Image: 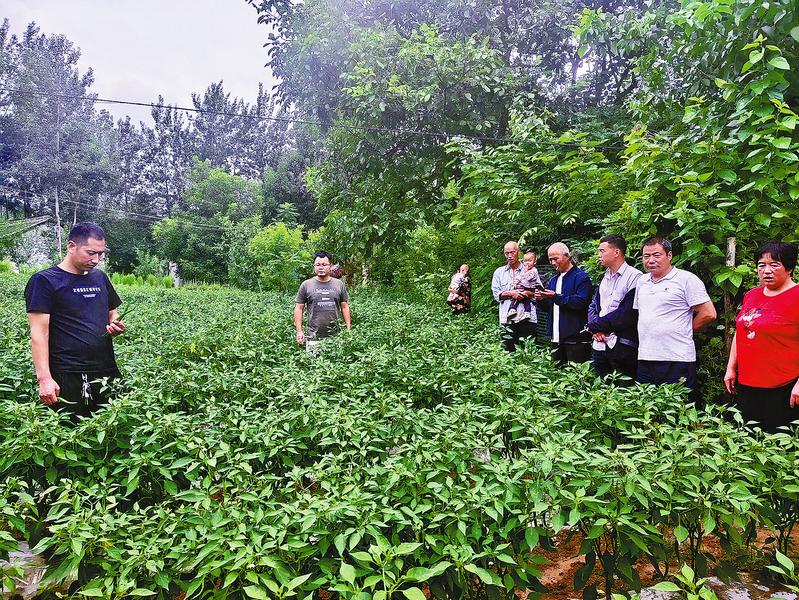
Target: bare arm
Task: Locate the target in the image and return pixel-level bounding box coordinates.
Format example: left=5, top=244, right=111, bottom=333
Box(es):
left=724, top=332, right=738, bottom=394
left=28, top=312, right=60, bottom=405
left=692, top=301, right=717, bottom=331
left=294, top=303, right=305, bottom=345
left=341, top=302, right=351, bottom=330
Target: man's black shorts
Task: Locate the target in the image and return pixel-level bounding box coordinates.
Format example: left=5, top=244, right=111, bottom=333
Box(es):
left=50, top=370, right=121, bottom=422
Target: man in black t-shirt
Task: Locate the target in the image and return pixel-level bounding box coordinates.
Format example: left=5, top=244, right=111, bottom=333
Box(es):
left=25, top=222, right=126, bottom=420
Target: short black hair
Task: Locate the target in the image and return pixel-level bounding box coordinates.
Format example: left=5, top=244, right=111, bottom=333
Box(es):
left=68, top=222, right=105, bottom=244
left=313, top=251, right=333, bottom=263
left=600, top=234, right=627, bottom=255
left=642, top=236, right=672, bottom=254
left=755, top=241, right=797, bottom=273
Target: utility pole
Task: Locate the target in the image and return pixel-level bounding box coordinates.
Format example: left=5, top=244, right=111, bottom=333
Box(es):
left=54, top=85, right=63, bottom=260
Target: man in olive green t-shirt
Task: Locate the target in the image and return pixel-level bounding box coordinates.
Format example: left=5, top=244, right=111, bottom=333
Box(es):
left=294, top=251, right=351, bottom=346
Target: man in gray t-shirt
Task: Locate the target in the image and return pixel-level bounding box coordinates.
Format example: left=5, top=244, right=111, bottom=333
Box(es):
left=294, top=251, right=351, bottom=345
left=633, top=237, right=716, bottom=402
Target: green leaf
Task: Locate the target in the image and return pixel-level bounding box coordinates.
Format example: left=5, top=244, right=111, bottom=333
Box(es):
left=402, top=587, right=427, bottom=600
left=155, top=572, right=170, bottom=589
left=674, top=525, right=689, bottom=543
left=288, top=574, right=312, bottom=590
left=754, top=213, right=771, bottom=227
left=395, top=542, right=422, bottom=556
left=334, top=533, right=346, bottom=556
left=773, top=137, right=793, bottom=149
left=351, top=551, right=373, bottom=563
left=464, top=564, right=501, bottom=587
left=170, top=457, right=194, bottom=469
left=587, top=524, right=605, bottom=539
left=76, top=589, right=104, bottom=597
left=524, top=528, right=539, bottom=550
left=341, top=563, right=356, bottom=585
left=776, top=551, right=795, bottom=573
left=792, top=27, right=799, bottom=43
left=128, top=590, right=157, bottom=597
left=652, top=582, right=681, bottom=592
left=244, top=585, right=269, bottom=600
left=769, top=56, right=790, bottom=70
left=406, top=562, right=451, bottom=582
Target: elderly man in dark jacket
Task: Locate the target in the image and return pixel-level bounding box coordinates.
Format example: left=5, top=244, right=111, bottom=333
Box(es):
left=535, top=242, right=593, bottom=365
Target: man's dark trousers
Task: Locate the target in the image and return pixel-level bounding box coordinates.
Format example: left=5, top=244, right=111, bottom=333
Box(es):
left=501, top=321, right=537, bottom=352
left=592, top=343, right=638, bottom=383
left=637, top=360, right=699, bottom=405
left=551, top=342, right=591, bottom=365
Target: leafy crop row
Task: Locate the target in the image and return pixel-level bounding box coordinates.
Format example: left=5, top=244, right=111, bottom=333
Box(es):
left=1, top=274, right=798, bottom=600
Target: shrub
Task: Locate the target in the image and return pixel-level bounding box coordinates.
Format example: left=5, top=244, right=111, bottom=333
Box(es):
left=132, top=248, right=167, bottom=278
left=247, top=222, right=310, bottom=292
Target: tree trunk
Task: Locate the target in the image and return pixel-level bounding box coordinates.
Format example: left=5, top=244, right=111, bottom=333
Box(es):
left=55, top=187, right=62, bottom=260
left=169, top=261, right=182, bottom=287
left=724, top=236, right=736, bottom=351
left=55, top=93, right=63, bottom=260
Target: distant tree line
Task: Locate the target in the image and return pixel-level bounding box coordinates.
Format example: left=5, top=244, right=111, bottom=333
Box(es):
left=0, top=19, right=321, bottom=277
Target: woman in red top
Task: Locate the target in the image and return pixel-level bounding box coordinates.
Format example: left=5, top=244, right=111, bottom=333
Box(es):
left=724, top=242, right=799, bottom=432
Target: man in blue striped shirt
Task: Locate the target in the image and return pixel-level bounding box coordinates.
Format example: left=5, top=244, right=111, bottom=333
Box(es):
left=587, top=235, right=642, bottom=382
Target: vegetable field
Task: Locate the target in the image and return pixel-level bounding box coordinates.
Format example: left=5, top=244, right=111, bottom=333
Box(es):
left=1, top=273, right=798, bottom=600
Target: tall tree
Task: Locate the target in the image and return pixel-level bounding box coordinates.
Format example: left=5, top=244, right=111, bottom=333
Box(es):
left=0, top=21, right=112, bottom=253
left=141, top=99, right=194, bottom=215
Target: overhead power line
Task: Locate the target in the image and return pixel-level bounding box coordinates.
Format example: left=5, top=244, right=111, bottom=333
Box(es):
left=1, top=87, right=626, bottom=149
left=65, top=200, right=229, bottom=231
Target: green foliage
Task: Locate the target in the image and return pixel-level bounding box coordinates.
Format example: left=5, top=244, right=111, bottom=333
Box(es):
left=131, top=247, right=167, bottom=279
left=262, top=144, right=321, bottom=229
left=767, top=550, right=799, bottom=592
left=152, top=161, right=265, bottom=284
left=182, top=159, right=264, bottom=221
left=696, top=336, right=729, bottom=407
left=3, top=273, right=799, bottom=600
left=647, top=564, right=720, bottom=600
left=449, top=110, right=624, bottom=262
left=0, top=260, right=12, bottom=273
left=307, top=25, right=518, bottom=264
left=152, top=217, right=227, bottom=283
left=594, top=0, right=798, bottom=304
left=104, top=219, right=154, bottom=274
left=110, top=272, right=174, bottom=288
left=225, top=216, right=263, bottom=290
left=247, top=222, right=309, bottom=291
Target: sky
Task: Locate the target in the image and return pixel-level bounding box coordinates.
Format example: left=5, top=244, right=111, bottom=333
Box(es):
left=3, top=0, right=278, bottom=124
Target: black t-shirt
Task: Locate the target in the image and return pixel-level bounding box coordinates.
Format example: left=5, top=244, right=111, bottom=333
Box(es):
left=25, top=266, right=122, bottom=373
